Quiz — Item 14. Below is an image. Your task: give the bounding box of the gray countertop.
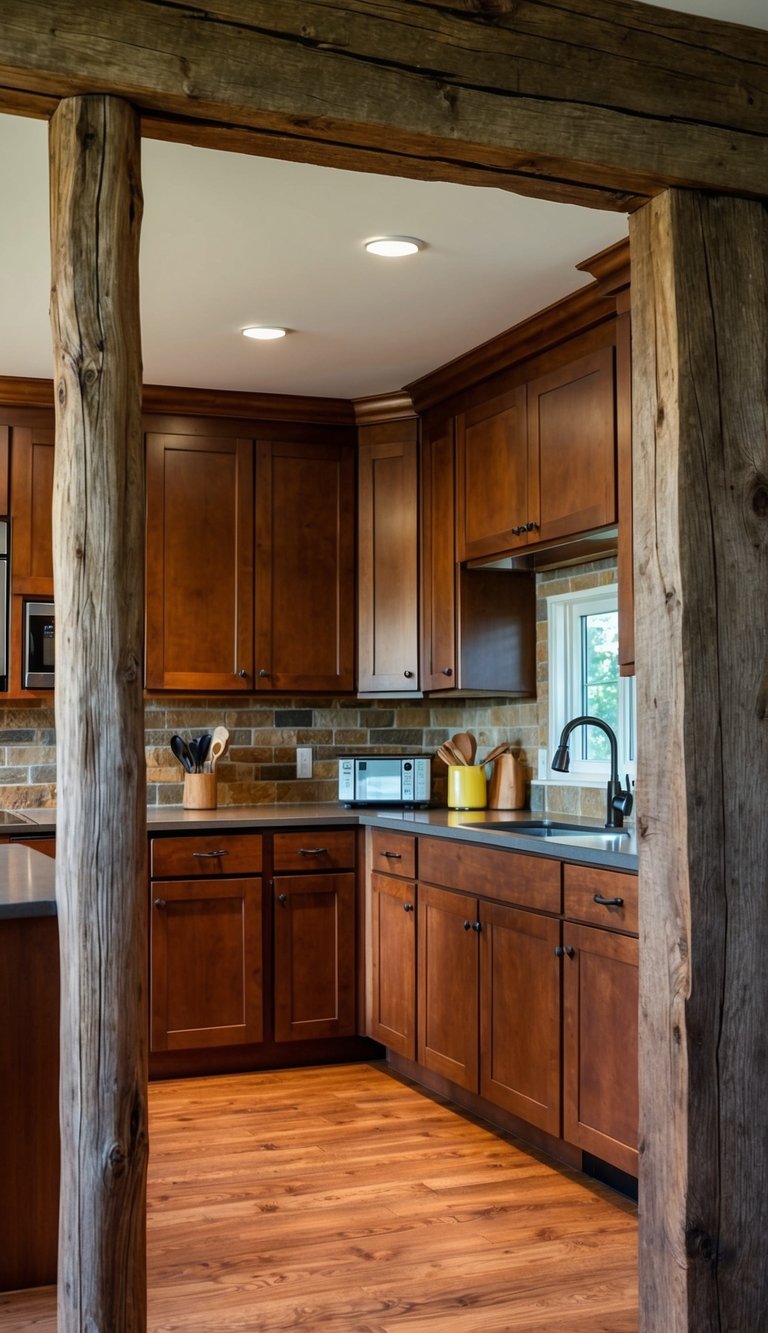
[0,843,56,919]
[1,803,636,919]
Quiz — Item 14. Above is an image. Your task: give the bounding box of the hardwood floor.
[0,1063,637,1331]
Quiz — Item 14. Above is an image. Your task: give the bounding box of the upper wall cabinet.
[254,439,355,693]
[146,430,255,692]
[528,346,616,546]
[357,422,420,693]
[456,343,617,563]
[10,423,55,595]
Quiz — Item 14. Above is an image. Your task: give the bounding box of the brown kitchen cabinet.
[3,412,56,697]
[273,829,356,1041]
[357,421,419,692]
[149,833,264,1051]
[417,881,479,1090]
[255,438,355,693]
[368,829,418,1059]
[455,342,616,562]
[527,346,616,545]
[145,430,255,691]
[562,864,639,1175]
[421,411,536,696]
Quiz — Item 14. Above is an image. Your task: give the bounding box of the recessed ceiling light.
[242,326,288,340]
[364,236,424,258]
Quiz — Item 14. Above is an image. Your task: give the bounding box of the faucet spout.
[551,715,632,830]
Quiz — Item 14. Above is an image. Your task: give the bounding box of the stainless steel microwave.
[23,600,55,689]
[338,755,431,808]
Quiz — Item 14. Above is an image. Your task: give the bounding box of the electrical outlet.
[537,747,548,781]
[296,746,313,779]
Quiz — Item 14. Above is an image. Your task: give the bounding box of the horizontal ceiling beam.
[0,0,766,212]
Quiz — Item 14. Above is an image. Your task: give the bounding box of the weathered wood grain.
[50,95,148,1332]
[0,0,767,207]
[631,189,768,1330]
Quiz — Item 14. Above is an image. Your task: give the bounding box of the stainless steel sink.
[463,819,631,846]
[0,809,35,825]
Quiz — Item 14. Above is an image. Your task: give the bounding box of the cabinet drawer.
[273,829,355,872]
[419,835,561,914]
[564,864,638,935]
[369,829,416,879]
[150,833,262,878]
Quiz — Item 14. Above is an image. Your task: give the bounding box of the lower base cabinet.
[370,832,638,1176]
[563,920,639,1175]
[273,871,356,1040]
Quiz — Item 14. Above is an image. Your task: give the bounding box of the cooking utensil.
[208,726,230,772]
[193,733,212,771]
[437,739,468,766]
[452,732,476,765]
[484,742,513,765]
[170,734,194,774]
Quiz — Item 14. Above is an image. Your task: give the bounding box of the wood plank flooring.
[0,1063,637,1331]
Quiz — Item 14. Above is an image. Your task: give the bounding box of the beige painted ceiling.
[0,0,763,401]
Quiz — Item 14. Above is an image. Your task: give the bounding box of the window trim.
[547,582,635,786]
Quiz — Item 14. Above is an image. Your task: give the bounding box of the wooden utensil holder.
[183,772,217,810]
[488,753,525,810]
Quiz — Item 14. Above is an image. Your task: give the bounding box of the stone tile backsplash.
[0,557,617,812]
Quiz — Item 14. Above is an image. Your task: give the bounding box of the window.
[547,584,635,784]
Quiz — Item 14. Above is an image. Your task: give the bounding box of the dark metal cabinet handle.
[463,919,472,931]
[564,945,576,958]
[526,521,539,532]
[258,668,269,678]
[555,944,564,957]
[472,921,481,933]
[403,902,414,913]
[403,669,414,678]
[299,847,326,856]
[442,667,453,676]
[238,668,248,678]
[154,898,166,909]
[277,893,287,905]
[192,849,229,858]
[593,893,625,907]
[380,850,402,860]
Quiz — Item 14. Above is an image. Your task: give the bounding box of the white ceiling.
[0,0,763,402]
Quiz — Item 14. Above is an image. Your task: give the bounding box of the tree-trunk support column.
[631,189,768,1331]
[49,95,147,1332]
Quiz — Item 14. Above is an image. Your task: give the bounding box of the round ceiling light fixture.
[242,325,288,340]
[364,236,424,258]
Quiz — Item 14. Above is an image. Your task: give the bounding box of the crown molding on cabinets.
[353,391,416,426]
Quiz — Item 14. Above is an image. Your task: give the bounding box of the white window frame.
[547,583,635,786]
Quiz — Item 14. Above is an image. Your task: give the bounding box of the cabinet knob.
[403,902,414,913]
[463,919,472,931]
[564,944,575,958]
[154,898,166,909]
[403,669,414,679]
[555,945,564,957]
[472,920,481,933]
[238,668,248,679]
[277,893,287,905]
[525,521,539,532]
[441,667,453,677]
[258,668,269,678]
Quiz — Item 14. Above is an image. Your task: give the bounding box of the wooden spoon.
[436,741,467,767]
[452,732,476,765]
[484,742,513,765]
[207,726,230,772]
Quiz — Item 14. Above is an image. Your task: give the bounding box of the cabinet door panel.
[563,921,638,1174]
[273,872,355,1040]
[11,424,54,593]
[150,877,263,1051]
[457,386,528,561]
[358,434,419,692]
[145,432,254,690]
[417,883,478,1091]
[369,872,416,1058]
[421,417,456,690]
[480,902,561,1134]
[256,440,355,692]
[529,347,616,545]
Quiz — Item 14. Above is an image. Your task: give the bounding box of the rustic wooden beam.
[1,0,767,209]
[631,188,768,1330]
[49,95,148,1331]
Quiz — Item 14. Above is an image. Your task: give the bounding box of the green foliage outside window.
[580,611,619,761]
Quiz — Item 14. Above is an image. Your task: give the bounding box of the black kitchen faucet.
[551,715,633,829]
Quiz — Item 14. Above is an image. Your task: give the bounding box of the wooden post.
[49,96,147,1331]
[631,190,768,1330]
